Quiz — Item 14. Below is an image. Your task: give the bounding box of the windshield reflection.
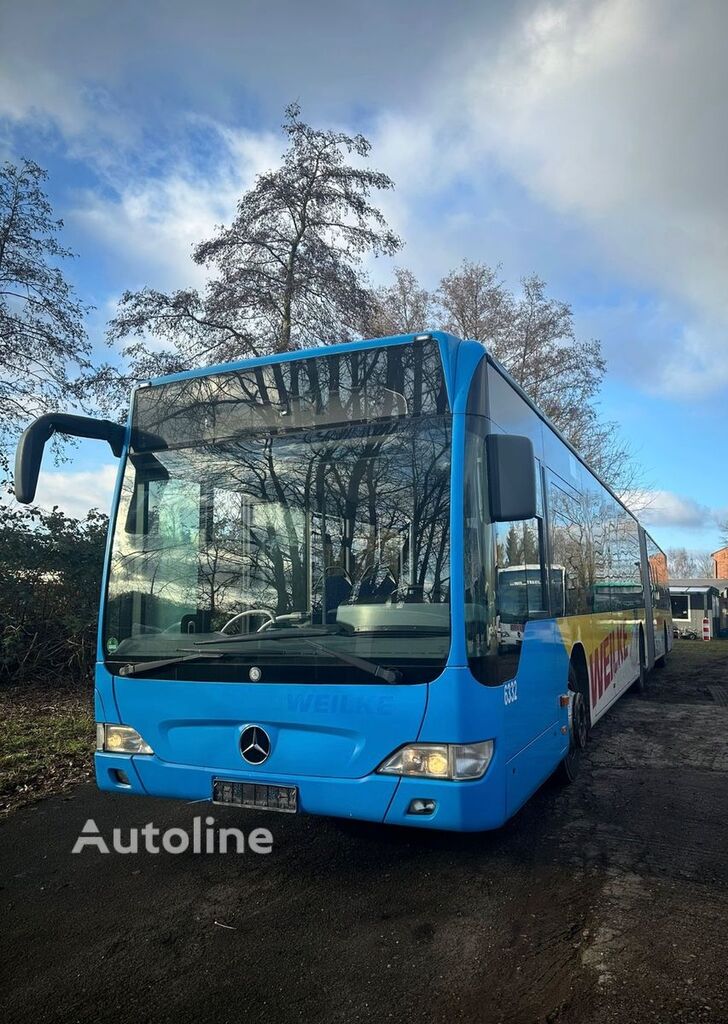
[105,417,451,683]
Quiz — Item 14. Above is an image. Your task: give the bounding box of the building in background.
[712,546,728,579]
[669,577,728,637]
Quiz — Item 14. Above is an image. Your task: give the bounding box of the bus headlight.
[98,724,154,755]
[377,741,494,780]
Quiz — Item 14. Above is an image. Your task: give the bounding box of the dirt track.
[2,640,727,1024]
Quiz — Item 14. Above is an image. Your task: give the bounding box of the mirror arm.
[14,413,126,504]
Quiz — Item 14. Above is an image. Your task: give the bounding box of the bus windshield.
[104,342,452,684]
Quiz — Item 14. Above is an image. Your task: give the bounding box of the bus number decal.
[504,680,518,705]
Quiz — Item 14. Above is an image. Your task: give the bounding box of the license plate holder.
[212,779,298,814]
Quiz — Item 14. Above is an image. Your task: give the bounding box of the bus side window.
[493,512,547,682]
[549,560,566,618]
[646,537,670,612]
[549,484,590,616]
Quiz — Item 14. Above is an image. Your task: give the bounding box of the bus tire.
[555,664,589,785]
[655,625,668,669]
[632,629,647,695]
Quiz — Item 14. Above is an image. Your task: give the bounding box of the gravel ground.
[1,639,727,1024]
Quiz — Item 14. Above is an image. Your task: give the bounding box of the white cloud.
[626,489,714,530]
[0,66,89,138]
[4,0,728,398]
[70,121,281,292]
[0,1,508,135]
[463,0,728,396]
[32,465,119,520]
[657,321,728,399]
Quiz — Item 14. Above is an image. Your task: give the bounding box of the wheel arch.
[569,642,590,698]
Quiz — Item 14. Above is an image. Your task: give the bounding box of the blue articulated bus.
[15,332,672,831]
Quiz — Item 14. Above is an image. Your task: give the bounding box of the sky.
[1,0,726,556]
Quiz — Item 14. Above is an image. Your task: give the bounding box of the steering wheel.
[220,608,276,634]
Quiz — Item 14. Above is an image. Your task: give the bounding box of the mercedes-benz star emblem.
[240,726,271,765]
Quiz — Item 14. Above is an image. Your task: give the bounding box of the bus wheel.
[632,630,647,695]
[556,666,588,784]
[655,625,668,669]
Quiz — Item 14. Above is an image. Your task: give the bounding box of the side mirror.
[486,433,537,522]
[14,413,126,504]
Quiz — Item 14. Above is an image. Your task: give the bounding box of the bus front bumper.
[95,751,507,832]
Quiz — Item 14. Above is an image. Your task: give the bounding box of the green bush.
[0,503,108,685]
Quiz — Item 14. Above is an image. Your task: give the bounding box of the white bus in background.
[496,565,566,649]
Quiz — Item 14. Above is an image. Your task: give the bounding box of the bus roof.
[145,331,462,389]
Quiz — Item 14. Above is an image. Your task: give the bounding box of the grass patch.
[668,636,728,680]
[0,686,95,816]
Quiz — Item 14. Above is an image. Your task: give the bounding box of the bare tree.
[667,548,696,578]
[108,103,401,386]
[436,261,641,497]
[365,267,435,337]
[0,159,91,470]
[693,551,716,577]
[575,416,646,505]
[667,548,719,578]
[504,275,604,437]
[439,265,603,435]
[105,113,644,501]
[437,260,513,343]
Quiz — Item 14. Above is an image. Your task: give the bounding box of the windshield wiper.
[116,651,227,678]
[113,625,400,684]
[196,623,401,684]
[297,637,400,684]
